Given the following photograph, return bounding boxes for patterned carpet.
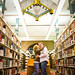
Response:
[19,71,55,75]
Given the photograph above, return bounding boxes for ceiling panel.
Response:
[58,16,70,25]
[24,13,53,25]
[60,0,70,14]
[5,0,17,14]
[5,16,22,25]
[27,26,49,36]
[11,25,26,37]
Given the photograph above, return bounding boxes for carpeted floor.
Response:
[19,70,55,75]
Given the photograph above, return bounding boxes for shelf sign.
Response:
[55,19,59,39]
[0,4,2,12]
[15,18,19,35]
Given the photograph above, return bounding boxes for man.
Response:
[36,43,49,75]
[32,45,44,75]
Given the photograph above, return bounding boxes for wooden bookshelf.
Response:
[0,12,20,44]
[55,19,75,46]
[55,31,75,49]
[55,19,75,75]
[0,42,20,55]
[0,66,20,70]
[0,12,21,75]
[63,43,75,50]
[0,29,20,49]
[64,66,75,68]
[20,53,26,70]
[0,55,20,60]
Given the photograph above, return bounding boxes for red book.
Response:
[0,59,3,62]
[0,32,2,42]
[12,68,15,75]
[74,69,75,75]
[56,60,57,66]
[73,33,75,43]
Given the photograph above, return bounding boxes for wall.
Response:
[21,40,54,52]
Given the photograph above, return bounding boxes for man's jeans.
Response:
[32,63,39,75]
[41,61,47,75]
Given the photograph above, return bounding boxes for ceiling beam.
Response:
[13,0,29,39]
[59,14,75,16]
[2,0,6,14]
[11,25,65,26]
[45,0,66,40]
[4,14,75,16]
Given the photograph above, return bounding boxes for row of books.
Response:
[56,67,64,75]
[0,20,20,46]
[62,47,75,58]
[56,46,75,59]
[0,46,20,59]
[64,57,75,67]
[55,34,75,53]
[0,15,20,74]
[57,52,62,59]
[0,31,19,51]
[20,53,26,69]
[64,34,75,48]
[64,68,75,75]
[55,21,75,47]
[0,68,18,75]
[56,57,75,67]
[56,67,75,75]
[0,58,20,68]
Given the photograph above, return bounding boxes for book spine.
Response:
[3,59,5,68]
[0,32,2,42]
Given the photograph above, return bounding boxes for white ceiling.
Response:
[3,0,72,41]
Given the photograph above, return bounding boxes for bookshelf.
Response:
[20,53,26,70]
[51,53,56,69]
[49,50,56,69]
[55,19,75,75]
[25,51,31,70]
[0,12,21,75]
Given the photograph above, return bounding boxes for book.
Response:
[0,19,3,30]
[12,68,15,75]
[73,57,75,66]
[74,46,75,54]
[0,70,4,75]
[9,69,12,75]
[4,48,7,56]
[10,60,13,67]
[64,58,67,66]
[73,33,75,44]
[0,59,3,68]
[0,46,4,56]
[3,59,5,68]
[0,32,2,42]
[2,35,5,44]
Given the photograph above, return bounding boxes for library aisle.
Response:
[19,70,55,75]
[0,0,75,75]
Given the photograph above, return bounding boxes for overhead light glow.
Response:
[14,0,29,39]
[45,0,65,40]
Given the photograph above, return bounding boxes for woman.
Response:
[32,44,44,75]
